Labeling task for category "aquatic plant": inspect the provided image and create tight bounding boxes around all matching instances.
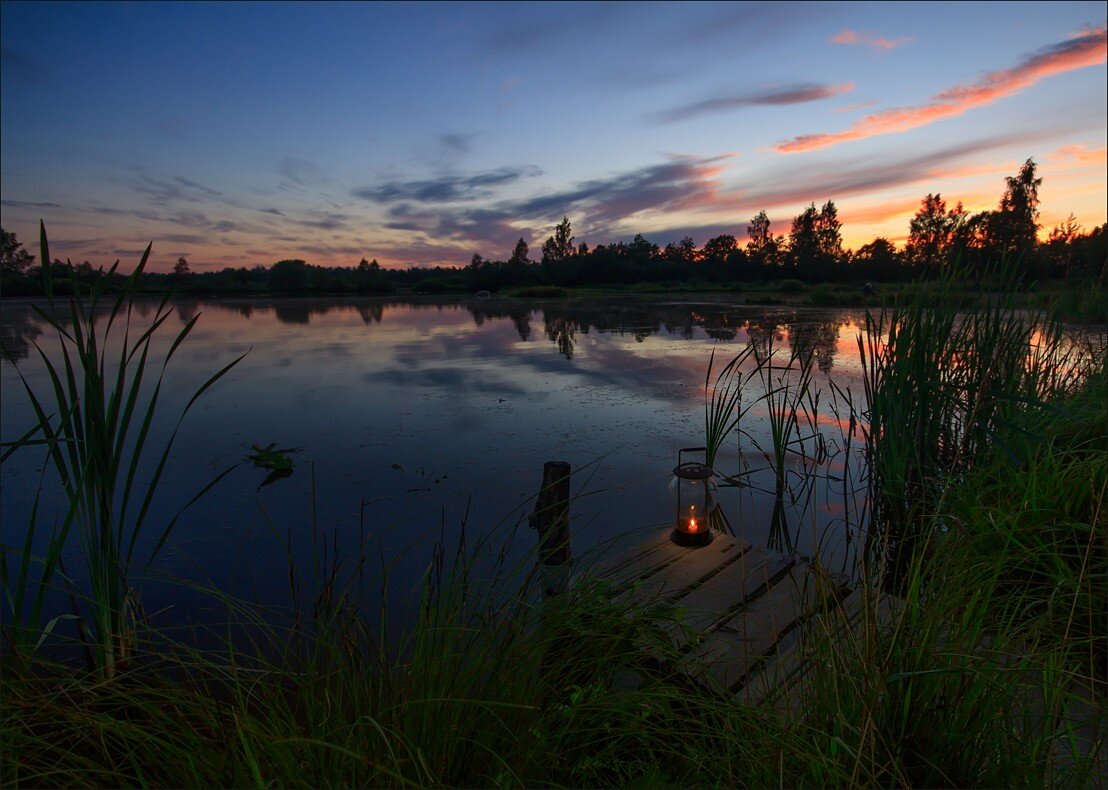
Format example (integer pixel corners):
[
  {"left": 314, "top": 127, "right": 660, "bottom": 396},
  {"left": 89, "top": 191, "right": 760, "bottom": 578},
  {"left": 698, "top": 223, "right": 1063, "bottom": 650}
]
[{"left": 1, "top": 223, "right": 245, "bottom": 678}]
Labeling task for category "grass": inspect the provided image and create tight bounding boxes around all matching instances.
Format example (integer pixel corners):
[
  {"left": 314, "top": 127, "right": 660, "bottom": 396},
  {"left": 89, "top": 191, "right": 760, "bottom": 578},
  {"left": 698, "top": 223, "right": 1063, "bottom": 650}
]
[
  {"left": 1, "top": 223, "right": 245, "bottom": 679},
  {"left": 2, "top": 239, "right": 1105, "bottom": 786}
]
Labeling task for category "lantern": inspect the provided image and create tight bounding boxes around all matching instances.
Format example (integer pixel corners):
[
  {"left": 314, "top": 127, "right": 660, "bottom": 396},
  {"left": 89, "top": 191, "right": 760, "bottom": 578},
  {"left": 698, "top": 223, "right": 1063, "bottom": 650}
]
[{"left": 670, "top": 447, "right": 716, "bottom": 547}]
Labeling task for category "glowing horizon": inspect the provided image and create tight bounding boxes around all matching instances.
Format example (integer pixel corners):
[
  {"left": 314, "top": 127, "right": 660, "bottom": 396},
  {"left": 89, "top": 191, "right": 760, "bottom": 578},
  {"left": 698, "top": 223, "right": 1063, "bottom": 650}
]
[{"left": 1, "top": 2, "right": 1104, "bottom": 272}]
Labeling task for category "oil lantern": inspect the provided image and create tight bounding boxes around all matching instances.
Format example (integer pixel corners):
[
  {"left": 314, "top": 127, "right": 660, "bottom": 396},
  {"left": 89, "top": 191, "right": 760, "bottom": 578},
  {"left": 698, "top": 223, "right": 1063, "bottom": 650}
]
[{"left": 670, "top": 447, "right": 716, "bottom": 547}]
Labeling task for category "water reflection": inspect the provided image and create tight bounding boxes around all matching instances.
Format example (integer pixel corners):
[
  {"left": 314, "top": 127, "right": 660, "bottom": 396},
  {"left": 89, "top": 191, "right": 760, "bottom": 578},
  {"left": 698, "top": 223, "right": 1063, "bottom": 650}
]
[
  {"left": 2, "top": 295, "right": 873, "bottom": 631},
  {"left": 0, "top": 307, "right": 44, "bottom": 362}
]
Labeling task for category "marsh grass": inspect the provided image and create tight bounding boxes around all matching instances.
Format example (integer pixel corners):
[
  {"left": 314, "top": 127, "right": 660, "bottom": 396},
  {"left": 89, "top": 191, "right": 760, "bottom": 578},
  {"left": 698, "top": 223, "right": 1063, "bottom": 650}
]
[
  {"left": 2, "top": 242, "right": 1105, "bottom": 786},
  {"left": 1, "top": 223, "right": 245, "bottom": 678},
  {"left": 859, "top": 264, "right": 1097, "bottom": 586}
]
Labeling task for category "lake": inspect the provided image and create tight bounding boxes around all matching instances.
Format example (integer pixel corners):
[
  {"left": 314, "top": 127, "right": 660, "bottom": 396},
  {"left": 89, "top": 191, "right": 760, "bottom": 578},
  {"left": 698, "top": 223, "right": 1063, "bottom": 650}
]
[{"left": 1, "top": 295, "right": 872, "bottom": 630}]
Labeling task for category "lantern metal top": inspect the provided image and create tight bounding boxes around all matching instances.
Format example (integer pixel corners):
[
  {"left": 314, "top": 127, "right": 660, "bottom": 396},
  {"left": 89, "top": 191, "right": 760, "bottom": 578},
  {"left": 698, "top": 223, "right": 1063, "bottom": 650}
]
[
  {"left": 673, "top": 446, "right": 713, "bottom": 480},
  {"left": 673, "top": 461, "right": 712, "bottom": 480}
]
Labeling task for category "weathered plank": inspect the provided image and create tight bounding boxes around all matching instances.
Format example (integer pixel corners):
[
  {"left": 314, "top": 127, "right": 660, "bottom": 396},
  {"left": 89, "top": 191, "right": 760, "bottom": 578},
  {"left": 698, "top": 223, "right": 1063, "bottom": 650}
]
[
  {"left": 741, "top": 584, "right": 901, "bottom": 711},
  {"left": 681, "top": 561, "right": 847, "bottom": 692},
  {"left": 578, "top": 528, "right": 676, "bottom": 583},
  {"left": 663, "top": 548, "right": 794, "bottom": 646},
  {"left": 619, "top": 535, "right": 748, "bottom": 606}
]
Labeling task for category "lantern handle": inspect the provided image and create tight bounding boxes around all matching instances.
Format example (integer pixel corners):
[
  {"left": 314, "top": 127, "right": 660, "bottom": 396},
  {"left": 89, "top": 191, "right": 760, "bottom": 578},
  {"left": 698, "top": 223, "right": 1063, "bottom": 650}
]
[{"left": 678, "top": 446, "right": 709, "bottom": 467}]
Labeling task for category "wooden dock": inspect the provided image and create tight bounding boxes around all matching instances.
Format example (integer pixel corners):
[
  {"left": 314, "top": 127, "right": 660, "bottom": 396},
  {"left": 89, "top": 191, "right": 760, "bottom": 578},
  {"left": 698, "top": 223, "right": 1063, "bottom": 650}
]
[
  {"left": 579, "top": 519, "right": 898, "bottom": 712},
  {"left": 527, "top": 460, "right": 897, "bottom": 711}
]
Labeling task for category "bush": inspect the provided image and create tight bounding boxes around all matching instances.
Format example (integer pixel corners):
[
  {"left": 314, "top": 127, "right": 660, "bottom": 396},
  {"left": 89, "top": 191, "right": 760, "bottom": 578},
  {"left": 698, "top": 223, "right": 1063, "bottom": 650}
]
[{"left": 514, "top": 285, "right": 568, "bottom": 298}]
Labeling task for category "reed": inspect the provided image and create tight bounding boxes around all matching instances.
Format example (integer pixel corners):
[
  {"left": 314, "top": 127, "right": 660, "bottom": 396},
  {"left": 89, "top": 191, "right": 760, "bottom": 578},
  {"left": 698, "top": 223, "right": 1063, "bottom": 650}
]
[
  {"left": 2, "top": 243, "right": 1104, "bottom": 786},
  {"left": 1, "top": 223, "right": 245, "bottom": 678}
]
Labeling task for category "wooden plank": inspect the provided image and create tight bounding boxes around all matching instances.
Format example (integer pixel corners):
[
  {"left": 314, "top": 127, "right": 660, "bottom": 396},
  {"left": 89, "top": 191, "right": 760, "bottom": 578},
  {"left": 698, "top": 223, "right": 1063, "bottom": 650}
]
[
  {"left": 664, "top": 548, "right": 793, "bottom": 646},
  {"left": 739, "top": 586, "right": 867, "bottom": 708},
  {"left": 742, "top": 586, "right": 902, "bottom": 712},
  {"left": 577, "top": 528, "right": 675, "bottom": 581},
  {"left": 619, "top": 535, "right": 747, "bottom": 606},
  {"left": 681, "top": 561, "right": 846, "bottom": 692}
]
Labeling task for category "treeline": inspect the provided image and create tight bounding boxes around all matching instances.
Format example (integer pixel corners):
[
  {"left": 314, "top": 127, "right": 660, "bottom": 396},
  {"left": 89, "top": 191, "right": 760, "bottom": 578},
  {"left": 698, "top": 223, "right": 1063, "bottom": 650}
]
[{"left": 1, "top": 158, "right": 1104, "bottom": 297}]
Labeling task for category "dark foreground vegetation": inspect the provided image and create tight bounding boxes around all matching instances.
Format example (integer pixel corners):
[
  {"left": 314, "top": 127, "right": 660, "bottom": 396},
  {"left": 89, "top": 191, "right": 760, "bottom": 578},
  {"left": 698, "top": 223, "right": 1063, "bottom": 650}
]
[
  {"left": 2, "top": 159, "right": 1105, "bottom": 322},
  {"left": 2, "top": 220, "right": 1106, "bottom": 786}
]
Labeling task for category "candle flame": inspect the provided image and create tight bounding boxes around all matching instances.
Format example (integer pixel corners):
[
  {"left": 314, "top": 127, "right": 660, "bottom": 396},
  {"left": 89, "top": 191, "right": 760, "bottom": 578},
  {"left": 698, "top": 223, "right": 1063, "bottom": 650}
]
[{"left": 688, "top": 518, "right": 697, "bottom": 532}]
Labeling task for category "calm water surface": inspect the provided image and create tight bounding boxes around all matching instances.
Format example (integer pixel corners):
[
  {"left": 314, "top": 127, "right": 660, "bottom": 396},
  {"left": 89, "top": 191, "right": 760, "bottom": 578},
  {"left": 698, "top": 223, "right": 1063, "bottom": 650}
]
[{"left": 1, "top": 296, "right": 871, "bottom": 626}]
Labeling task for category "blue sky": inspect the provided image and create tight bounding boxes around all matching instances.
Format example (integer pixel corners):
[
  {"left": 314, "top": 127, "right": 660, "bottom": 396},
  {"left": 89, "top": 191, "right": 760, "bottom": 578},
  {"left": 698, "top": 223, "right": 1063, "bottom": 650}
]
[{"left": 2, "top": 1, "right": 1105, "bottom": 271}]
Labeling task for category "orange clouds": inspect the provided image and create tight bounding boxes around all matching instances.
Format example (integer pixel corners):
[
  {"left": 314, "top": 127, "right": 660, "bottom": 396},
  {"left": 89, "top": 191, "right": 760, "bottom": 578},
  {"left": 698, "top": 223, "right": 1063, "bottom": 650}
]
[
  {"left": 830, "top": 28, "right": 912, "bottom": 51},
  {"left": 780, "top": 27, "right": 1107, "bottom": 154},
  {"left": 1050, "top": 143, "right": 1108, "bottom": 167}
]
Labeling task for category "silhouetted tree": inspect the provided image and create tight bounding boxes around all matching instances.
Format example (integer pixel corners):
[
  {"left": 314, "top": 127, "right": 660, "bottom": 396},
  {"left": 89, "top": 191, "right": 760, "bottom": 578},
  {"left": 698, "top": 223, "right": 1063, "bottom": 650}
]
[
  {"left": 747, "top": 211, "right": 782, "bottom": 268},
  {"left": 906, "top": 194, "right": 965, "bottom": 270},
  {"left": 173, "top": 257, "right": 191, "bottom": 278},
  {"left": 990, "top": 157, "right": 1042, "bottom": 261},
  {"left": 702, "top": 234, "right": 736, "bottom": 262},
  {"left": 853, "top": 238, "right": 901, "bottom": 281},
  {"left": 1044, "top": 214, "right": 1082, "bottom": 279},
  {"left": 541, "top": 216, "right": 575, "bottom": 264},
  {"left": 1, "top": 229, "right": 35, "bottom": 277},
  {"left": 269, "top": 259, "right": 311, "bottom": 291},
  {"left": 789, "top": 203, "right": 820, "bottom": 276},
  {"left": 817, "top": 201, "right": 843, "bottom": 260},
  {"left": 509, "top": 238, "right": 531, "bottom": 267}
]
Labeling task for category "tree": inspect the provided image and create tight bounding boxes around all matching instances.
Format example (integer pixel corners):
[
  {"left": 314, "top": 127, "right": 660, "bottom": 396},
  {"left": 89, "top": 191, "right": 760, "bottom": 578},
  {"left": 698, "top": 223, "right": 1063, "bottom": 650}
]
[
  {"left": 508, "top": 238, "right": 531, "bottom": 267},
  {"left": 906, "top": 194, "right": 962, "bottom": 269},
  {"left": 1, "top": 228, "right": 35, "bottom": 277},
  {"left": 678, "top": 235, "right": 697, "bottom": 262},
  {"left": 746, "top": 211, "right": 781, "bottom": 268},
  {"left": 173, "top": 257, "right": 190, "bottom": 277},
  {"left": 816, "top": 201, "right": 842, "bottom": 262},
  {"left": 853, "top": 238, "right": 900, "bottom": 280},
  {"left": 269, "top": 259, "right": 311, "bottom": 291},
  {"left": 789, "top": 203, "right": 821, "bottom": 274},
  {"left": 1044, "top": 214, "right": 1082, "bottom": 278},
  {"left": 541, "top": 216, "right": 575, "bottom": 265},
  {"left": 702, "top": 234, "right": 737, "bottom": 263},
  {"left": 990, "top": 157, "right": 1042, "bottom": 259}
]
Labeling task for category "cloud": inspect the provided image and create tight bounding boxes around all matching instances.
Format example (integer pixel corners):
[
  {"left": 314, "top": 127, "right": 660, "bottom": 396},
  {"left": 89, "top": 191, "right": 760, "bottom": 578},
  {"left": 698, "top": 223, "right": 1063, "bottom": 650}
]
[
  {"left": 1, "top": 48, "right": 50, "bottom": 84},
  {"left": 288, "top": 211, "right": 349, "bottom": 230},
  {"left": 439, "top": 133, "right": 474, "bottom": 156},
  {"left": 1050, "top": 143, "right": 1108, "bottom": 166},
  {"left": 830, "top": 29, "right": 912, "bottom": 51},
  {"left": 778, "top": 26, "right": 1107, "bottom": 153},
  {"left": 86, "top": 205, "right": 163, "bottom": 222},
  {"left": 353, "top": 166, "right": 542, "bottom": 203},
  {"left": 154, "top": 117, "right": 189, "bottom": 137},
  {"left": 1, "top": 199, "right": 62, "bottom": 209},
  {"left": 832, "top": 100, "right": 879, "bottom": 114},
  {"left": 749, "top": 131, "right": 1055, "bottom": 208},
  {"left": 650, "top": 83, "right": 854, "bottom": 124},
  {"left": 484, "top": 4, "right": 626, "bottom": 52},
  {"left": 278, "top": 157, "right": 330, "bottom": 186},
  {"left": 838, "top": 199, "right": 922, "bottom": 226},
  {"left": 372, "top": 155, "right": 737, "bottom": 258},
  {"left": 121, "top": 174, "right": 224, "bottom": 204},
  {"left": 512, "top": 156, "right": 734, "bottom": 229}
]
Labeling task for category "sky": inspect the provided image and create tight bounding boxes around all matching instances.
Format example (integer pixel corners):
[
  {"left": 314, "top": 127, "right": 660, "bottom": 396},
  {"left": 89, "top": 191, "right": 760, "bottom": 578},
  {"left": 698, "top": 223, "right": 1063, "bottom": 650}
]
[{"left": 1, "top": 1, "right": 1105, "bottom": 272}]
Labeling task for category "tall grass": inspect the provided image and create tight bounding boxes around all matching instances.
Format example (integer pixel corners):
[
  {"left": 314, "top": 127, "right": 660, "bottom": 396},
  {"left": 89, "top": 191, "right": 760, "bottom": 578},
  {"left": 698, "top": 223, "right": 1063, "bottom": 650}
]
[
  {"left": 859, "top": 264, "right": 1097, "bottom": 586},
  {"left": 2, "top": 245, "right": 1104, "bottom": 786},
  {"left": 1, "top": 223, "right": 245, "bottom": 677}
]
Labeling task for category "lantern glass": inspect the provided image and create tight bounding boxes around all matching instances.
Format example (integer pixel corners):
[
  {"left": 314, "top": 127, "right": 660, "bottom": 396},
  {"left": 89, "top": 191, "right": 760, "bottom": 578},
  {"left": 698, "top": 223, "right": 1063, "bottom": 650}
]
[{"left": 670, "top": 449, "right": 716, "bottom": 547}]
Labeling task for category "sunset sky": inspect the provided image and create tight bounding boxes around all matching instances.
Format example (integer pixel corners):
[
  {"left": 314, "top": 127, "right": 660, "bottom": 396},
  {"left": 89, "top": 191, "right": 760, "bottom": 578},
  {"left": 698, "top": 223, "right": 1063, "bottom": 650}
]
[{"left": 1, "top": 1, "right": 1105, "bottom": 272}]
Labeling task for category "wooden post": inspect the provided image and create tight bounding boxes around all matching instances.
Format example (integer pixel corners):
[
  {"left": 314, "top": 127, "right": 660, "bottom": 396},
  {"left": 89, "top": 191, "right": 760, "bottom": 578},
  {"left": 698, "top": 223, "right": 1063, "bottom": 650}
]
[{"left": 530, "top": 461, "right": 571, "bottom": 596}]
